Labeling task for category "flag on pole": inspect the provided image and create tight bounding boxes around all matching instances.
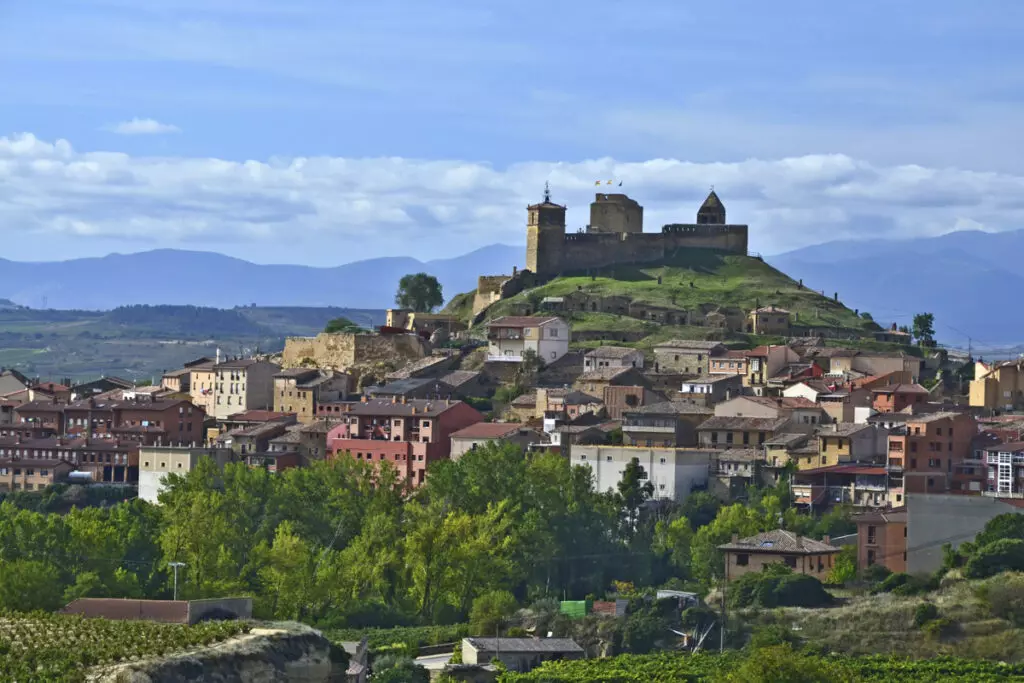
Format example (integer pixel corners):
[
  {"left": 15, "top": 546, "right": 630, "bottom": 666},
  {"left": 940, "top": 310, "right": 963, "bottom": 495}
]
[{"left": 594, "top": 180, "right": 602, "bottom": 186}]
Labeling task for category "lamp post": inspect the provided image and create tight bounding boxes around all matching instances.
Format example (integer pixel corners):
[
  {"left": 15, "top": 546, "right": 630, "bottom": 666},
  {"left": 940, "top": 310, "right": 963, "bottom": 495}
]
[{"left": 168, "top": 562, "right": 186, "bottom": 601}]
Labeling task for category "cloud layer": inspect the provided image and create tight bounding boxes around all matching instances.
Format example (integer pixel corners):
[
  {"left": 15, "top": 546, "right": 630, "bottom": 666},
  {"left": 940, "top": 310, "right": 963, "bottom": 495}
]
[
  {"left": 1, "top": 132, "right": 1023, "bottom": 265},
  {"left": 107, "top": 118, "right": 180, "bottom": 135}
]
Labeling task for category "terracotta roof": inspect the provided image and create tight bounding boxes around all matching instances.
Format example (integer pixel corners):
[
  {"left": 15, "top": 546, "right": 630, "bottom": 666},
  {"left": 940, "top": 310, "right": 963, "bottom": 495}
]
[
  {"left": 718, "top": 529, "right": 840, "bottom": 554},
  {"left": 450, "top": 423, "right": 530, "bottom": 440},
  {"left": 698, "top": 416, "right": 790, "bottom": 431},
  {"left": 34, "top": 382, "right": 69, "bottom": 392},
  {"left": 872, "top": 383, "right": 930, "bottom": 395},
  {"left": 487, "top": 316, "right": 561, "bottom": 328}
]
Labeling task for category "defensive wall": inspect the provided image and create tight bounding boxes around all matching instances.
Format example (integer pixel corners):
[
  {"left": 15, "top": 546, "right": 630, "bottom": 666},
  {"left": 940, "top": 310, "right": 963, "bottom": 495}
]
[{"left": 282, "top": 332, "right": 428, "bottom": 371}]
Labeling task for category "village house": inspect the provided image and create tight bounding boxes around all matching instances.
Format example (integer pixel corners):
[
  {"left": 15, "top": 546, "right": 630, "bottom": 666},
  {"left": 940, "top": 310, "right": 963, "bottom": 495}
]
[
  {"left": 714, "top": 395, "right": 827, "bottom": 427},
  {"left": 873, "top": 323, "right": 912, "bottom": 345},
  {"left": 652, "top": 340, "right": 727, "bottom": 375},
  {"left": 449, "top": 422, "right": 541, "bottom": 459},
  {"left": 366, "top": 377, "right": 455, "bottom": 401},
  {"left": 970, "top": 359, "right": 1024, "bottom": 412},
  {"left": 573, "top": 366, "right": 647, "bottom": 396},
  {"left": 326, "top": 397, "right": 483, "bottom": 487},
  {"left": 713, "top": 448, "right": 764, "bottom": 499},
  {"left": 212, "top": 358, "right": 281, "bottom": 420},
  {"left": 791, "top": 423, "right": 889, "bottom": 471},
  {"left": 486, "top": 316, "right": 570, "bottom": 364},
  {"left": 601, "top": 385, "right": 664, "bottom": 420},
  {"left": 460, "top": 638, "right": 584, "bottom": 673},
  {"left": 855, "top": 507, "right": 907, "bottom": 573},
  {"left": 871, "top": 383, "right": 930, "bottom": 413},
  {"left": 583, "top": 346, "right": 644, "bottom": 371},
  {"left": 697, "top": 416, "right": 791, "bottom": 449},
  {"left": 709, "top": 350, "right": 748, "bottom": 377},
  {"left": 0, "top": 435, "right": 139, "bottom": 484},
  {"left": 718, "top": 530, "right": 840, "bottom": 582},
  {"left": 187, "top": 359, "right": 218, "bottom": 415},
  {"left": 0, "top": 457, "right": 73, "bottom": 492},
  {"left": 746, "top": 306, "right": 791, "bottom": 335},
  {"left": 273, "top": 368, "right": 350, "bottom": 423},
  {"left": 676, "top": 374, "right": 743, "bottom": 407},
  {"left": 621, "top": 401, "right": 712, "bottom": 448},
  {"left": 218, "top": 420, "right": 290, "bottom": 456},
  {"left": 0, "top": 369, "right": 30, "bottom": 397},
  {"left": 744, "top": 345, "right": 801, "bottom": 395},
  {"left": 439, "top": 370, "right": 493, "bottom": 399}
]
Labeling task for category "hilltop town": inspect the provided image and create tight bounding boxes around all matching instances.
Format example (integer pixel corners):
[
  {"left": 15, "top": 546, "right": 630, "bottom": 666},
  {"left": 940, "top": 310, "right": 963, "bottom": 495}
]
[{"left": 3, "top": 188, "right": 1024, "bottom": 681}]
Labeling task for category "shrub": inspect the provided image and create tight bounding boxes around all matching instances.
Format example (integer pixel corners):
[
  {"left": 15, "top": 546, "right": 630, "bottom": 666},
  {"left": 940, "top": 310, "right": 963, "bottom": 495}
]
[
  {"left": 975, "top": 571, "right": 1024, "bottom": 626},
  {"left": 913, "top": 602, "right": 939, "bottom": 628},
  {"left": 469, "top": 590, "right": 518, "bottom": 636},
  {"left": 748, "top": 624, "right": 798, "bottom": 649},
  {"left": 729, "top": 572, "right": 833, "bottom": 609},
  {"left": 921, "top": 617, "right": 958, "bottom": 641},
  {"left": 718, "top": 644, "right": 860, "bottom": 683},
  {"left": 860, "top": 563, "right": 892, "bottom": 585},
  {"left": 964, "top": 539, "right": 1024, "bottom": 579},
  {"left": 870, "top": 572, "right": 936, "bottom": 596}
]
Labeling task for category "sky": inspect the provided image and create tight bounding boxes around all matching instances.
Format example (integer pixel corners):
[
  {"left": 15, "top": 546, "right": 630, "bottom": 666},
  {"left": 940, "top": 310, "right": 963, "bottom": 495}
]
[{"left": 1, "top": 0, "right": 1023, "bottom": 265}]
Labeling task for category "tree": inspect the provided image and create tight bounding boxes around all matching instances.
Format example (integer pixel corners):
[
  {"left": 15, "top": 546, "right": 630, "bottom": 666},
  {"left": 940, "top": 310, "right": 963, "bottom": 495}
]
[
  {"left": 324, "top": 317, "right": 363, "bottom": 333},
  {"left": 395, "top": 273, "right": 443, "bottom": 312},
  {"left": 912, "top": 312, "right": 935, "bottom": 345},
  {"left": 469, "top": 590, "right": 518, "bottom": 636},
  {"left": 617, "top": 459, "right": 654, "bottom": 534}
]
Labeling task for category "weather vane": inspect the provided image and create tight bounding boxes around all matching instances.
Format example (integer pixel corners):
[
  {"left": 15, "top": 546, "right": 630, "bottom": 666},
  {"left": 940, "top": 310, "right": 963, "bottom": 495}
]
[{"left": 543, "top": 181, "right": 551, "bottom": 203}]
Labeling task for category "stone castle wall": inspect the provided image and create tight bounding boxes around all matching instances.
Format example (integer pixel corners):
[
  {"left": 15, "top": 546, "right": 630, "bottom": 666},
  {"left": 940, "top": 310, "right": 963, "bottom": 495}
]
[
  {"left": 283, "top": 332, "right": 428, "bottom": 371},
  {"left": 552, "top": 224, "right": 747, "bottom": 275}
]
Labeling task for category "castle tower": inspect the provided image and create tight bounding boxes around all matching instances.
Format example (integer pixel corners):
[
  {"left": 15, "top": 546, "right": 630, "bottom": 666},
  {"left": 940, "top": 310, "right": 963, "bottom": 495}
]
[
  {"left": 697, "top": 189, "right": 726, "bottom": 225},
  {"left": 588, "top": 193, "right": 643, "bottom": 234},
  {"left": 525, "top": 183, "right": 566, "bottom": 277}
]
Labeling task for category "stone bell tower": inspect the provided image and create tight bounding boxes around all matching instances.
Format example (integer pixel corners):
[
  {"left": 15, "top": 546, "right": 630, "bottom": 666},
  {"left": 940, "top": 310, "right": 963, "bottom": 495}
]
[{"left": 525, "top": 182, "right": 566, "bottom": 278}]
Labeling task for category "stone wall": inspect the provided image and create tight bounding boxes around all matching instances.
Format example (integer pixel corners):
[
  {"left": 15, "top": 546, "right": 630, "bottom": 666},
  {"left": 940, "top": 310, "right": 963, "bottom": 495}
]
[
  {"left": 94, "top": 622, "right": 348, "bottom": 683},
  {"left": 282, "top": 333, "right": 428, "bottom": 372}
]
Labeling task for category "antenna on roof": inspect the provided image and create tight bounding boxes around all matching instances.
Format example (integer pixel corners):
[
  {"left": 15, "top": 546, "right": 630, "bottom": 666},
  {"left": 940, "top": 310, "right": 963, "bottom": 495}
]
[{"left": 543, "top": 181, "right": 551, "bottom": 203}]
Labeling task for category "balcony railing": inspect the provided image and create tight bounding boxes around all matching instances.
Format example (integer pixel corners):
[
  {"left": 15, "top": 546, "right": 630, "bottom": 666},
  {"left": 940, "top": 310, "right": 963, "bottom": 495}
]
[{"left": 487, "top": 354, "right": 524, "bottom": 362}]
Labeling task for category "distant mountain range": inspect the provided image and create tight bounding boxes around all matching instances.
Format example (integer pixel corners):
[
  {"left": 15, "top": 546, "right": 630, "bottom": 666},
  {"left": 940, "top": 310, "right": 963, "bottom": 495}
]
[
  {"left": 0, "top": 245, "right": 524, "bottom": 311},
  {"left": 3, "top": 230, "right": 1022, "bottom": 347},
  {"left": 769, "top": 229, "right": 1024, "bottom": 348}
]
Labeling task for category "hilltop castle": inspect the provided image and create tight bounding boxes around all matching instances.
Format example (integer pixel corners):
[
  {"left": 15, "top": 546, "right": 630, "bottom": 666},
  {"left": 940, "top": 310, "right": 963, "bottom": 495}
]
[
  {"left": 472, "top": 187, "right": 749, "bottom": 317},
  {"left": 526, "top": 187, "right": 748, "bottom": 278}
]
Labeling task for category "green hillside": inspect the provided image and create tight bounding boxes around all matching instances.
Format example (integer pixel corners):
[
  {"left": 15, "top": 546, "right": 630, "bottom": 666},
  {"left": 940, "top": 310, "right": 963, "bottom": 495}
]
[{"left": 451, "top": 251, "right": 879, "bottom": 346}]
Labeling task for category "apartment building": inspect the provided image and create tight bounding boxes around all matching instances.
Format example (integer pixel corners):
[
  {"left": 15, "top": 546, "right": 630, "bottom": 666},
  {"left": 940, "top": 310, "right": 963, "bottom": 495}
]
[
  {"left": 0, "top": 459, "right": 73, "bottom": 492},
  {"left": 0, "top": 435, "right": 139, "bottom": 483},
  {"left": 855, "top": 507, "right": 907, "bottom": 573},
  {"left": 486, "top": 316, "right": 570, "bottom": 364},
  {"left": 571, "top": 445, "right": 713, "bottom": 501},
  {"left": 188, "top": 359, "right": 218, "bottom": 415},
  {"left": 212, "top": 359, "right": 280, "bottom": 420},
  {"left": 887, "top": 411, "right": 977, "bottom": 496},
  {"left": 326, "top": 397, "right": 483, "bottom": 487}
]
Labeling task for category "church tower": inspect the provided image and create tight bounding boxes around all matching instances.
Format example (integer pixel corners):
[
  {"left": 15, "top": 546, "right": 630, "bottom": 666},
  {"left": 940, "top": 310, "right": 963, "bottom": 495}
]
[
  {"left": 525, "top": 182, "right": 566, "bottom": 277},
  {"left": 697, "top": 189, "right": 726, "bottom": 225}
]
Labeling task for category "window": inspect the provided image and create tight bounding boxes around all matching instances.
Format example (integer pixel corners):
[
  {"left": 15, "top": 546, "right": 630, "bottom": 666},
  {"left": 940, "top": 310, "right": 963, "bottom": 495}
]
[
  {"left": 726, "top": 433, "right": 734, "bottom": 444},
  {"left": 736, "top": 553, "right": 749, "bottom": 566},
  {"left": 659, "top": 457, "right": 666, "bottom": 464},
  {"left": 867, "top": 525, "right": 877, "bottom": 544},
  {"left": 783, "top": 556, "right": 797, "bottom": 568}
]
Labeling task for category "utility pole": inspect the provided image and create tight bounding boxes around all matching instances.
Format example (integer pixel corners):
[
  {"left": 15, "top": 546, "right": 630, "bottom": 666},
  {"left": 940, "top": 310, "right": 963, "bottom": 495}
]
[
  {"left": 719, "top": 575, "right": 726, "bottom": 653},
  {"left": 169, "top": 562, "right": 186, "bottom": 601}
]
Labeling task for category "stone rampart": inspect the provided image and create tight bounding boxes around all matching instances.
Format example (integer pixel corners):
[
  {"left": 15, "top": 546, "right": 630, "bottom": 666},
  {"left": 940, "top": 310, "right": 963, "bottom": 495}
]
[{"left": 283, "top": 333, "right": 428, "bottom": 371}]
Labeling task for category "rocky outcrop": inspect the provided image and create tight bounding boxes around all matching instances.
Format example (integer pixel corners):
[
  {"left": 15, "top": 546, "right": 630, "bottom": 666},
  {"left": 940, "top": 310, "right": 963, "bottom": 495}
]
[{"left": 93, "top": 622, "right": 347, "bottom": 683}]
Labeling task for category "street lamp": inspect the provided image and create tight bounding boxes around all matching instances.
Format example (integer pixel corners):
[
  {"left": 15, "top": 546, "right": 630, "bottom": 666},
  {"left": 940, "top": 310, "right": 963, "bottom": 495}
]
[{"left": 168, "top": 562, "right": 186, "bottom": 601}]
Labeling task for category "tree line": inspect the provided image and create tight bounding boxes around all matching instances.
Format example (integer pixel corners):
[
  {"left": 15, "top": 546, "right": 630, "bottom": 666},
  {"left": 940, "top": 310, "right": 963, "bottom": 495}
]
[{"left": 0, "top": 442, "right": 852, "bottom": 627}]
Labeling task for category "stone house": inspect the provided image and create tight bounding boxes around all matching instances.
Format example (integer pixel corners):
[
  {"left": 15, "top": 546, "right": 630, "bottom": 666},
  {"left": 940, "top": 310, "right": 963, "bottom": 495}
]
[
  {"left": 622, "top": 401, "right": 712, "bottom": 448},
  {"left": 746, "top": 306, "right": 791, "bottom": 335},
  {"left": 652, "top": 340, "right": 727, "bottom": 375},
  {"left": 273, "top": 368, "right": 350, "bottom": 423},
  {"left": 697, "top": 416, "right": 791, "bottom": 449},
  {"left": 714, "top": 395, "right": 827, "bottom": 427},
  {"left": 719, "top": 530, "right": 840, "bottom": 582},
  {"left": 449, "top": 422, "right": 541, "bottom": 459},
  {"left": 584, "top": 346, "right": 645, "bottom": 371},
  {"left": 574, "top": 367, "right": 647, "bottom": 396}
]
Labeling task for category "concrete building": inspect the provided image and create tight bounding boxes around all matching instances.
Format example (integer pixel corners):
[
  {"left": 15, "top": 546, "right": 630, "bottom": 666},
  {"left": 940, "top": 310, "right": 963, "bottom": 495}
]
[
  {"left": 571, "top": 445, "right": 713, "bottom": 501},
  {"left": 792, "top": 465, "right": 891, "bottom": 510},
  {"left": 485, "top": 316, "right": 570, "bottom": 364},
  {"left": 970, "top": 359, "right": 1024, "bottom": 411},
  {"left": 273, "top": 368, "right": 349, "bottom": 423},
  {"left": 718, "top": 530, "right": 840, "bottom": 582},
  {"left": 652, "top": 340, "right": 726, "bottom": 375},
  {"left": 212, "top": 359, "right": 280, "bottom": 420},
  {"left": 460, "top": 638, "right": 583, "bottom": 673},
  {"left": 855, "top": 507, "right": 906, "bottom": 574},
  {"left": 138, "top": 445, "right": 235, "bottom": 503},
  {"left": 886, "top": 411, "right": 977, "bottom": 496},
  {"left": 326, "top": 398, "right": 483, "bottom": 488},
  {"left": 449, "top": 423, "right": 541, "bottom": 459},
  {"left": 583, "top": 346, "right": 644, "bottom": 371}
]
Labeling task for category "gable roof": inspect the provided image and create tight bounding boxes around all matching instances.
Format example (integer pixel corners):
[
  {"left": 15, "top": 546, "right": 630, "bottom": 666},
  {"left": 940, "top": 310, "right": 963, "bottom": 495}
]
[
  {"left": 699, "top": 189, "right": 725, "bottom": 213},
  {"left": 450, "top": 423, "right": 535, "bottom": 440},
  {"left": 871, "top": 383, "right": 930, "bottom": 395},
  {"left": 718, "top": 529, "right": 840, "bottom": 554},
  {"left": 585, "top": 346, "right": 641, "bottom": 359}
]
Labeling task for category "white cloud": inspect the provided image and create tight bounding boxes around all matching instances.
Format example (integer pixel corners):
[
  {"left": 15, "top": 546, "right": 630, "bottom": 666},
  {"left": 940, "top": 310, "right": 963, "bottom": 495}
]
[
  {"left": 2, "top": 132, "right": 1024, "bottom": 264},
  {"left": 107, "top": 118, "right": 181, "bottom": 135}
]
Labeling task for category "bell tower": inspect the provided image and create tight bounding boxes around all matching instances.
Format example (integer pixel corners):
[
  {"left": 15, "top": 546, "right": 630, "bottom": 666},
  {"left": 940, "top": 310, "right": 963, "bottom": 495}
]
[{"left": 525, "top": 182, "right": 566, "bottom": 277}]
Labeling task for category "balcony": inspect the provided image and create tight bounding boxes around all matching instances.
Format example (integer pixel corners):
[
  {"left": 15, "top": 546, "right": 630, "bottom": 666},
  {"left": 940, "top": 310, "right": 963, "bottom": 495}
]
[{"left": 487, "top": 354, "right": 524, "bottom": 362}]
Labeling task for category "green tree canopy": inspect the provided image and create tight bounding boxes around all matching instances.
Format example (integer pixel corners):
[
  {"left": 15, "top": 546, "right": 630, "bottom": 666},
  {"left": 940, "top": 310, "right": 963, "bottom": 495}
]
[
  {"left": 324, "top": 317, "right": 364, "bottom": 333},
  {"left": 913, "top": 312, "right": 935, "bottom": 344},
  {"left": 395, "top": 273, "right": 443, "bottom": 312}
]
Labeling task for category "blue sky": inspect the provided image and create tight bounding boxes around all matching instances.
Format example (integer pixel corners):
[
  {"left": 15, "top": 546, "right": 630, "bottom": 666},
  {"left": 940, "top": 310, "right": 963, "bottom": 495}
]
[{"left": 1, "top": 0, "right": 1023, "bottom": 265}]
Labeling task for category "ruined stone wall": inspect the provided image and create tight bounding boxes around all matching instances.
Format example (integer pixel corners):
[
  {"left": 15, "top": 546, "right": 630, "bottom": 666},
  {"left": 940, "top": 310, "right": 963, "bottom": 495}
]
[
  {"left": 556, "top": 225, "right": 748, "bottom": 274},
  {"left": 283, "top": 333, "right": 427, "bottom": 371},
  {"left": 473, "top": 275, "right": 512, "bottom": 316}
]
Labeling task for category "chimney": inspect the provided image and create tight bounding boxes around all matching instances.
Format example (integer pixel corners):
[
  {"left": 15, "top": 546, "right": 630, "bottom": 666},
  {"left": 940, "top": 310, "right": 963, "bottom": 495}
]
[
  {"left": 216, "top": 348, "right": 221, "bottom": 365},
  {"left": 401, "top": 396, "right": 407, "bottom": 404},
  {"left": 412, "top": 406, "right": 418, "bottom": 414},
  {"left": 731, "top": 533, "right": 739, "bottom": 544},
  {"left": 823, "top": 535, "right": 831, "bottom": 546}
]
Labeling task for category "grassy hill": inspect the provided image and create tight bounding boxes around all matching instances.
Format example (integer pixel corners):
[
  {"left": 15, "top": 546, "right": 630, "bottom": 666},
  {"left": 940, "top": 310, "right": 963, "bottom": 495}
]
[{"left": 449, "top": 251, "right": 879, "bottom": 347}]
